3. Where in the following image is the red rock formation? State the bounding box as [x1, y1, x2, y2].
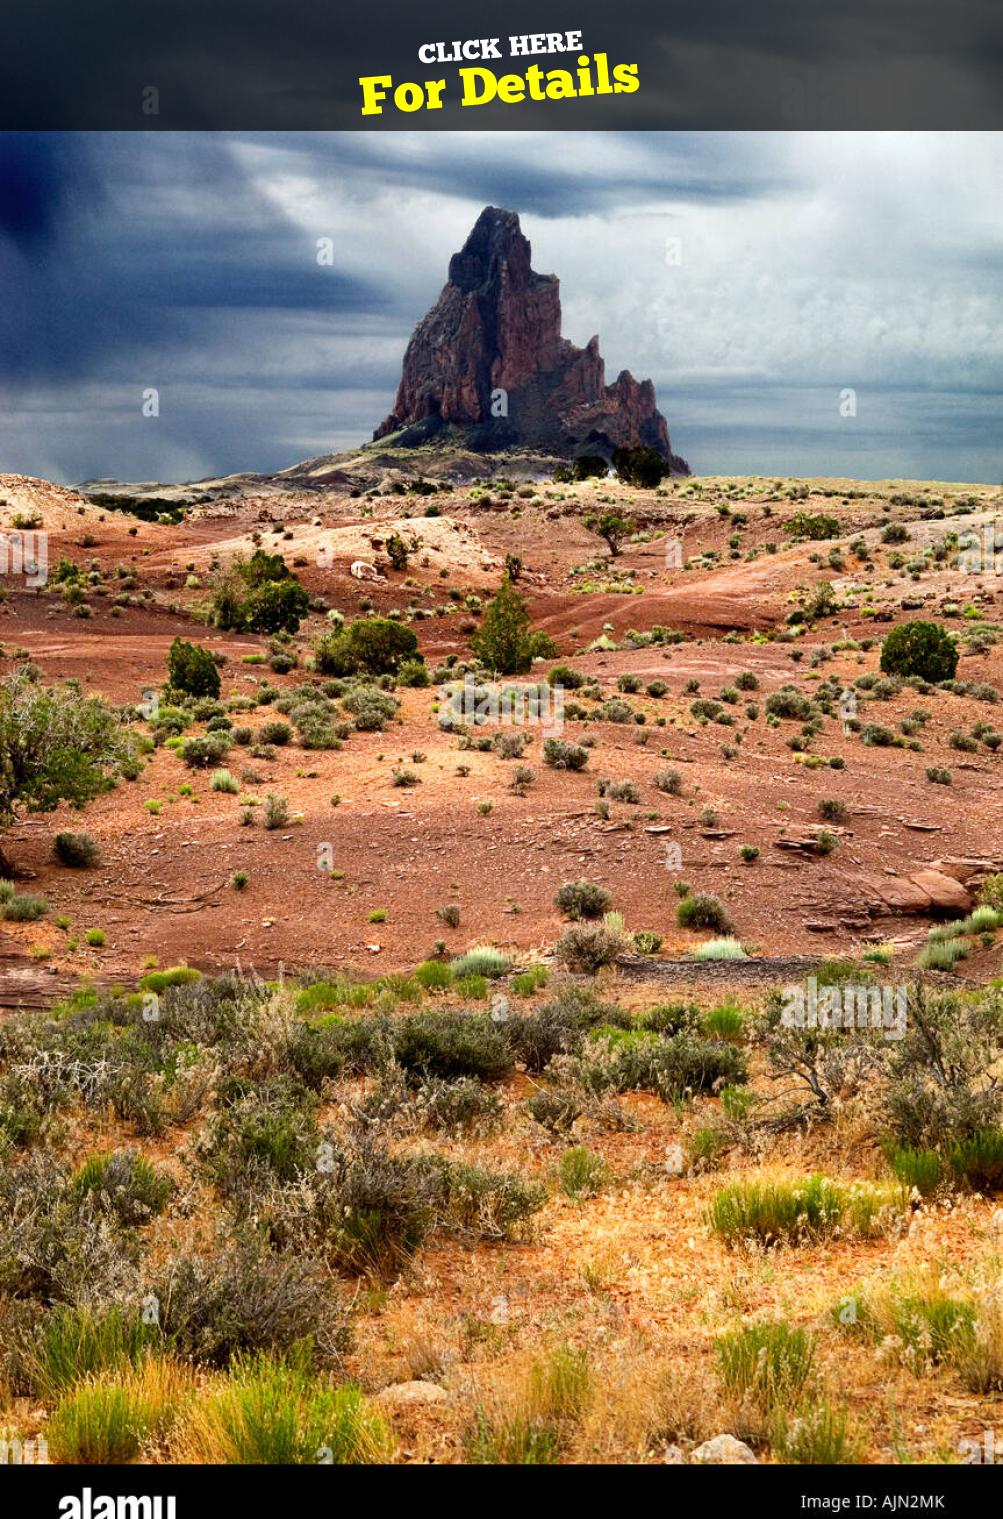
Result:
[374, 206, 688, 469]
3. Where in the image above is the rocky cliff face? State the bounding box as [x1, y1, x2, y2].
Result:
[374, 206, 688, 470]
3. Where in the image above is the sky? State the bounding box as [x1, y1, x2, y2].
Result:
[1, 129, 1001, 485]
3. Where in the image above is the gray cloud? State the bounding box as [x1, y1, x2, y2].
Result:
[0, 130, 1000, 484]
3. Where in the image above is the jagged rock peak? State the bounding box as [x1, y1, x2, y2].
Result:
[374, 206, 688, 470]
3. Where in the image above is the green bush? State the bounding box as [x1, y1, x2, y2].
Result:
[880, 620, 958, 683]
[167, 638, 220, 698]
[53, 830, 101, 868]
[314, 619, 420, 677]
[554, 880, 613, 921]
[676, 893, 733, 934]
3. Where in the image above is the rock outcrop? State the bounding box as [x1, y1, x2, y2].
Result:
[374, 206, 688, 469]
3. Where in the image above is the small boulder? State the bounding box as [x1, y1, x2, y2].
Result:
[691, 1433, 758, 1465]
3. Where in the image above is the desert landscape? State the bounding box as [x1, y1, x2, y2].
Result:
[1, 201, 1002, 1472]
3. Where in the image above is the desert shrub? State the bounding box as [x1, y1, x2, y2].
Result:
[439, 1161, 546, 1238]
[200, 1077, 321, 1197]
[785, 512, 841, 541]
[555, 916, 627, 973]
[636, 1002, 702, 1037]
[542, 738, 589, 771]
[765, 685, 812, 720]
[258, 719, 292, 746]
[53, 830, 100, 868]
[526, 1086, 584, 1136]
[507, 987, 623, 1072]
[772, 1401, 864, 1464]
[341, 683, 398, 733]
[210, 768, 239, 793]
[267, 1140, 440, 1279]
[880, 620, 958, 682]
[167, 638, 220, 698]
[263, 794, 290, 829]
[67, 1149, 172, 1227]
[392, 1010, 513, 1082]
[315, 619, 419, 677]
[586, 1028, 747, 1102]
[3, 892, 47, 921]
[0, 1151, 142, 1306]
[407, 1075, 504, 1133]
[882, 989, 1003, 1149]
[554, 880, 613, 921]
[819, 798, 847, 822]
[676, 893, 733, 933]
[155, 1236, 350, 1366]
[181, 733, 231, 769]
[653, 766, 682, 795]
[978, 873, 1003, 912]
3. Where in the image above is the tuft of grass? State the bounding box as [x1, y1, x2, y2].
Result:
[47, 1359, 190, 1464]
[466, 1344, 591, 1465]
[702, 1002, 745, 1039]
[559, 1146, 609, 1199]
[449, 946, 512, 980]
[883, 1142, 943, 1195]
[691, 936, 747, 962]
[29, 1306, 158, 1398]
[414, 958, 454, 990]
[772, 1400, 864, 1464]
[716, 1321, 816, 1411]
[947, 1128, 1003, 1191]
[210, 768, 239, 793]
[709, 1173, 902, 1245]
[84, 927, 106, 947]
[916, 938, 968, 971]
[175, 1353, 392, 1464]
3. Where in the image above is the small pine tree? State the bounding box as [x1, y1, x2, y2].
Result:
[167, 638, 221, 698]
[470, 576, 535, 674]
